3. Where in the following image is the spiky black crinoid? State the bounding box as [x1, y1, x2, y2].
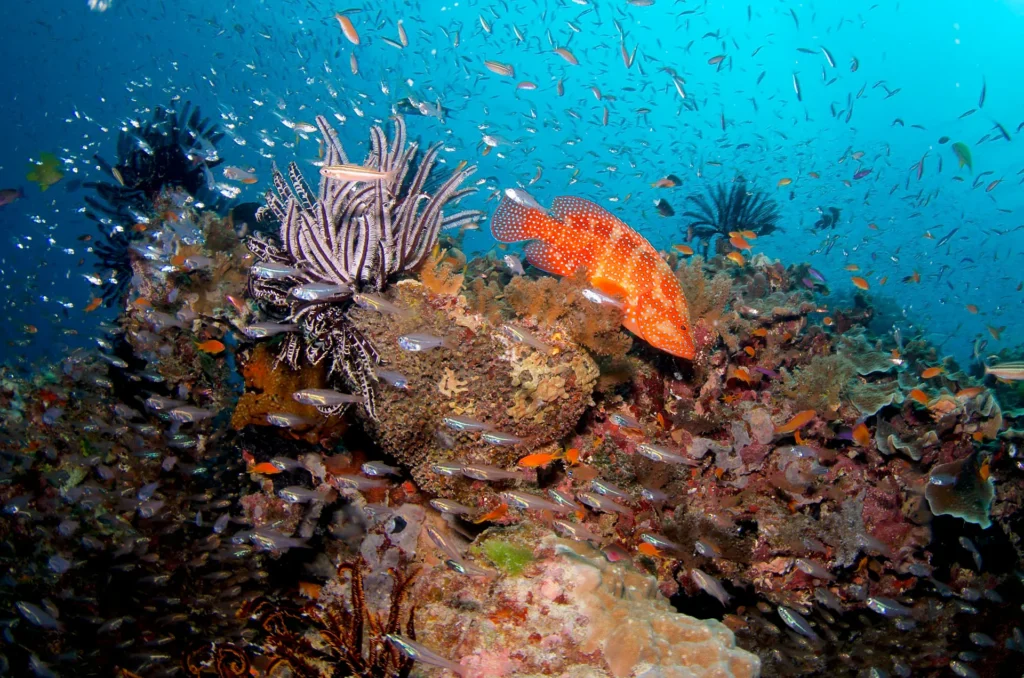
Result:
[84, 101, 231, 306]
[682, 181, 780, 256]
[245, 115, 482, 419]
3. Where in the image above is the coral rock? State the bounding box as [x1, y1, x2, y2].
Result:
[414, 532, 761, 678]
[351, 281, 598, 500]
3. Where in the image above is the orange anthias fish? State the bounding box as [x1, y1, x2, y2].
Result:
[907, 388, 930, 405]
[775, 409, 816, 434]
[491, 195, 695, 359]
[197, 339, 226, 354]
[250, 462, 283, 475]
[852, 422, 871, 446]
[517, 451, 562, 468]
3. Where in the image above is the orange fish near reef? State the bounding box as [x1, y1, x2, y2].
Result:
[775, 409, 816, 434]
[921, 366, 944, 379]
[725, 252, 746, 266]
[908, 388, 930, 405]
[852, 422, 871, 447]
[517, 451, 562, 468]
[491, 195, 695, 359]
[473, 502, 509, 524]
[196, 339, 226, 355]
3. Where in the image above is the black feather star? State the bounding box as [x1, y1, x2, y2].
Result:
[83, 100, 231, 306]
[682, 181, 780, 256]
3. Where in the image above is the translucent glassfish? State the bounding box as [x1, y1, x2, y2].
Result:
[292, 389, 363, 408]
[385, 634, 466, 677]
[461, 464, 527, 482]
[501, 490, 572, 513]
[443, 415, 494, 432]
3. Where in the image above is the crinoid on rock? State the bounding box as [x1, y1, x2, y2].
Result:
[244, 115, 482, 418]
[85, 101, 227, 226]
[186, 559, 418, 678]
[683, 181, 780, 256]
[85, 101, 230, 306]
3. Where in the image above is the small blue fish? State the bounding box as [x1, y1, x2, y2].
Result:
[243, 322, 298, 338]
[501, 490, 572, 513]
[590, 479, 631, 501]
[609, 412, 641, 429]
[461, 463, 526, 482]
[547, 488, 582, 511]
[577, 491, 632, 515]
[581, 287, 624, 308]
[430, 461, 464, 476]
[691, 569, 731, 606]
[352, 293, 409, 316]
[778, 605, 820, 641]
[266, 412, 313, 428]
[250, 527, 309, 552]
[866, 596, 913, 617]
[16, 601, 62, 630]
[500, 323, 552, 353]
[640, 532, 683, 552]
[362, 461, 401, 477]
[386, 634, 466, 677]
[552, 519, 601, 542]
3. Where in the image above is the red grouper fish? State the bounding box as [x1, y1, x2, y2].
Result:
[491, 195, 696, 359]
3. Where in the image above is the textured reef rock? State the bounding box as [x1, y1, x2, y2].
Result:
[412, 528, 761, 678]
[351, 279, 599, 502]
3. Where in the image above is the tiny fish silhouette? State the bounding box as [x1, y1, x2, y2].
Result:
[490, 195, 695, 359]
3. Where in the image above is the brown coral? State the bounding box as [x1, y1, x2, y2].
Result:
[418, 247, 465, 296]
[231, 344, 347, 445]
[348, 280, 598, 501]
[504, 270, 633, 358]
[781, 354, 854, 415]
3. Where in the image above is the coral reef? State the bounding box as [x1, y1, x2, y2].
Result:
[504, 270, 634, 359]
[6, 109, 1024, 678]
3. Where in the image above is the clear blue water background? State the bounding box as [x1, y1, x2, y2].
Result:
[1, 0, 1022, 367]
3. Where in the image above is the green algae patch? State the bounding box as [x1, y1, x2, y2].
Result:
[480, 538, 534, 575]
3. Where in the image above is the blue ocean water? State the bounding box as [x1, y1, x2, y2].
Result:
[1, 0, 1021, 367]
